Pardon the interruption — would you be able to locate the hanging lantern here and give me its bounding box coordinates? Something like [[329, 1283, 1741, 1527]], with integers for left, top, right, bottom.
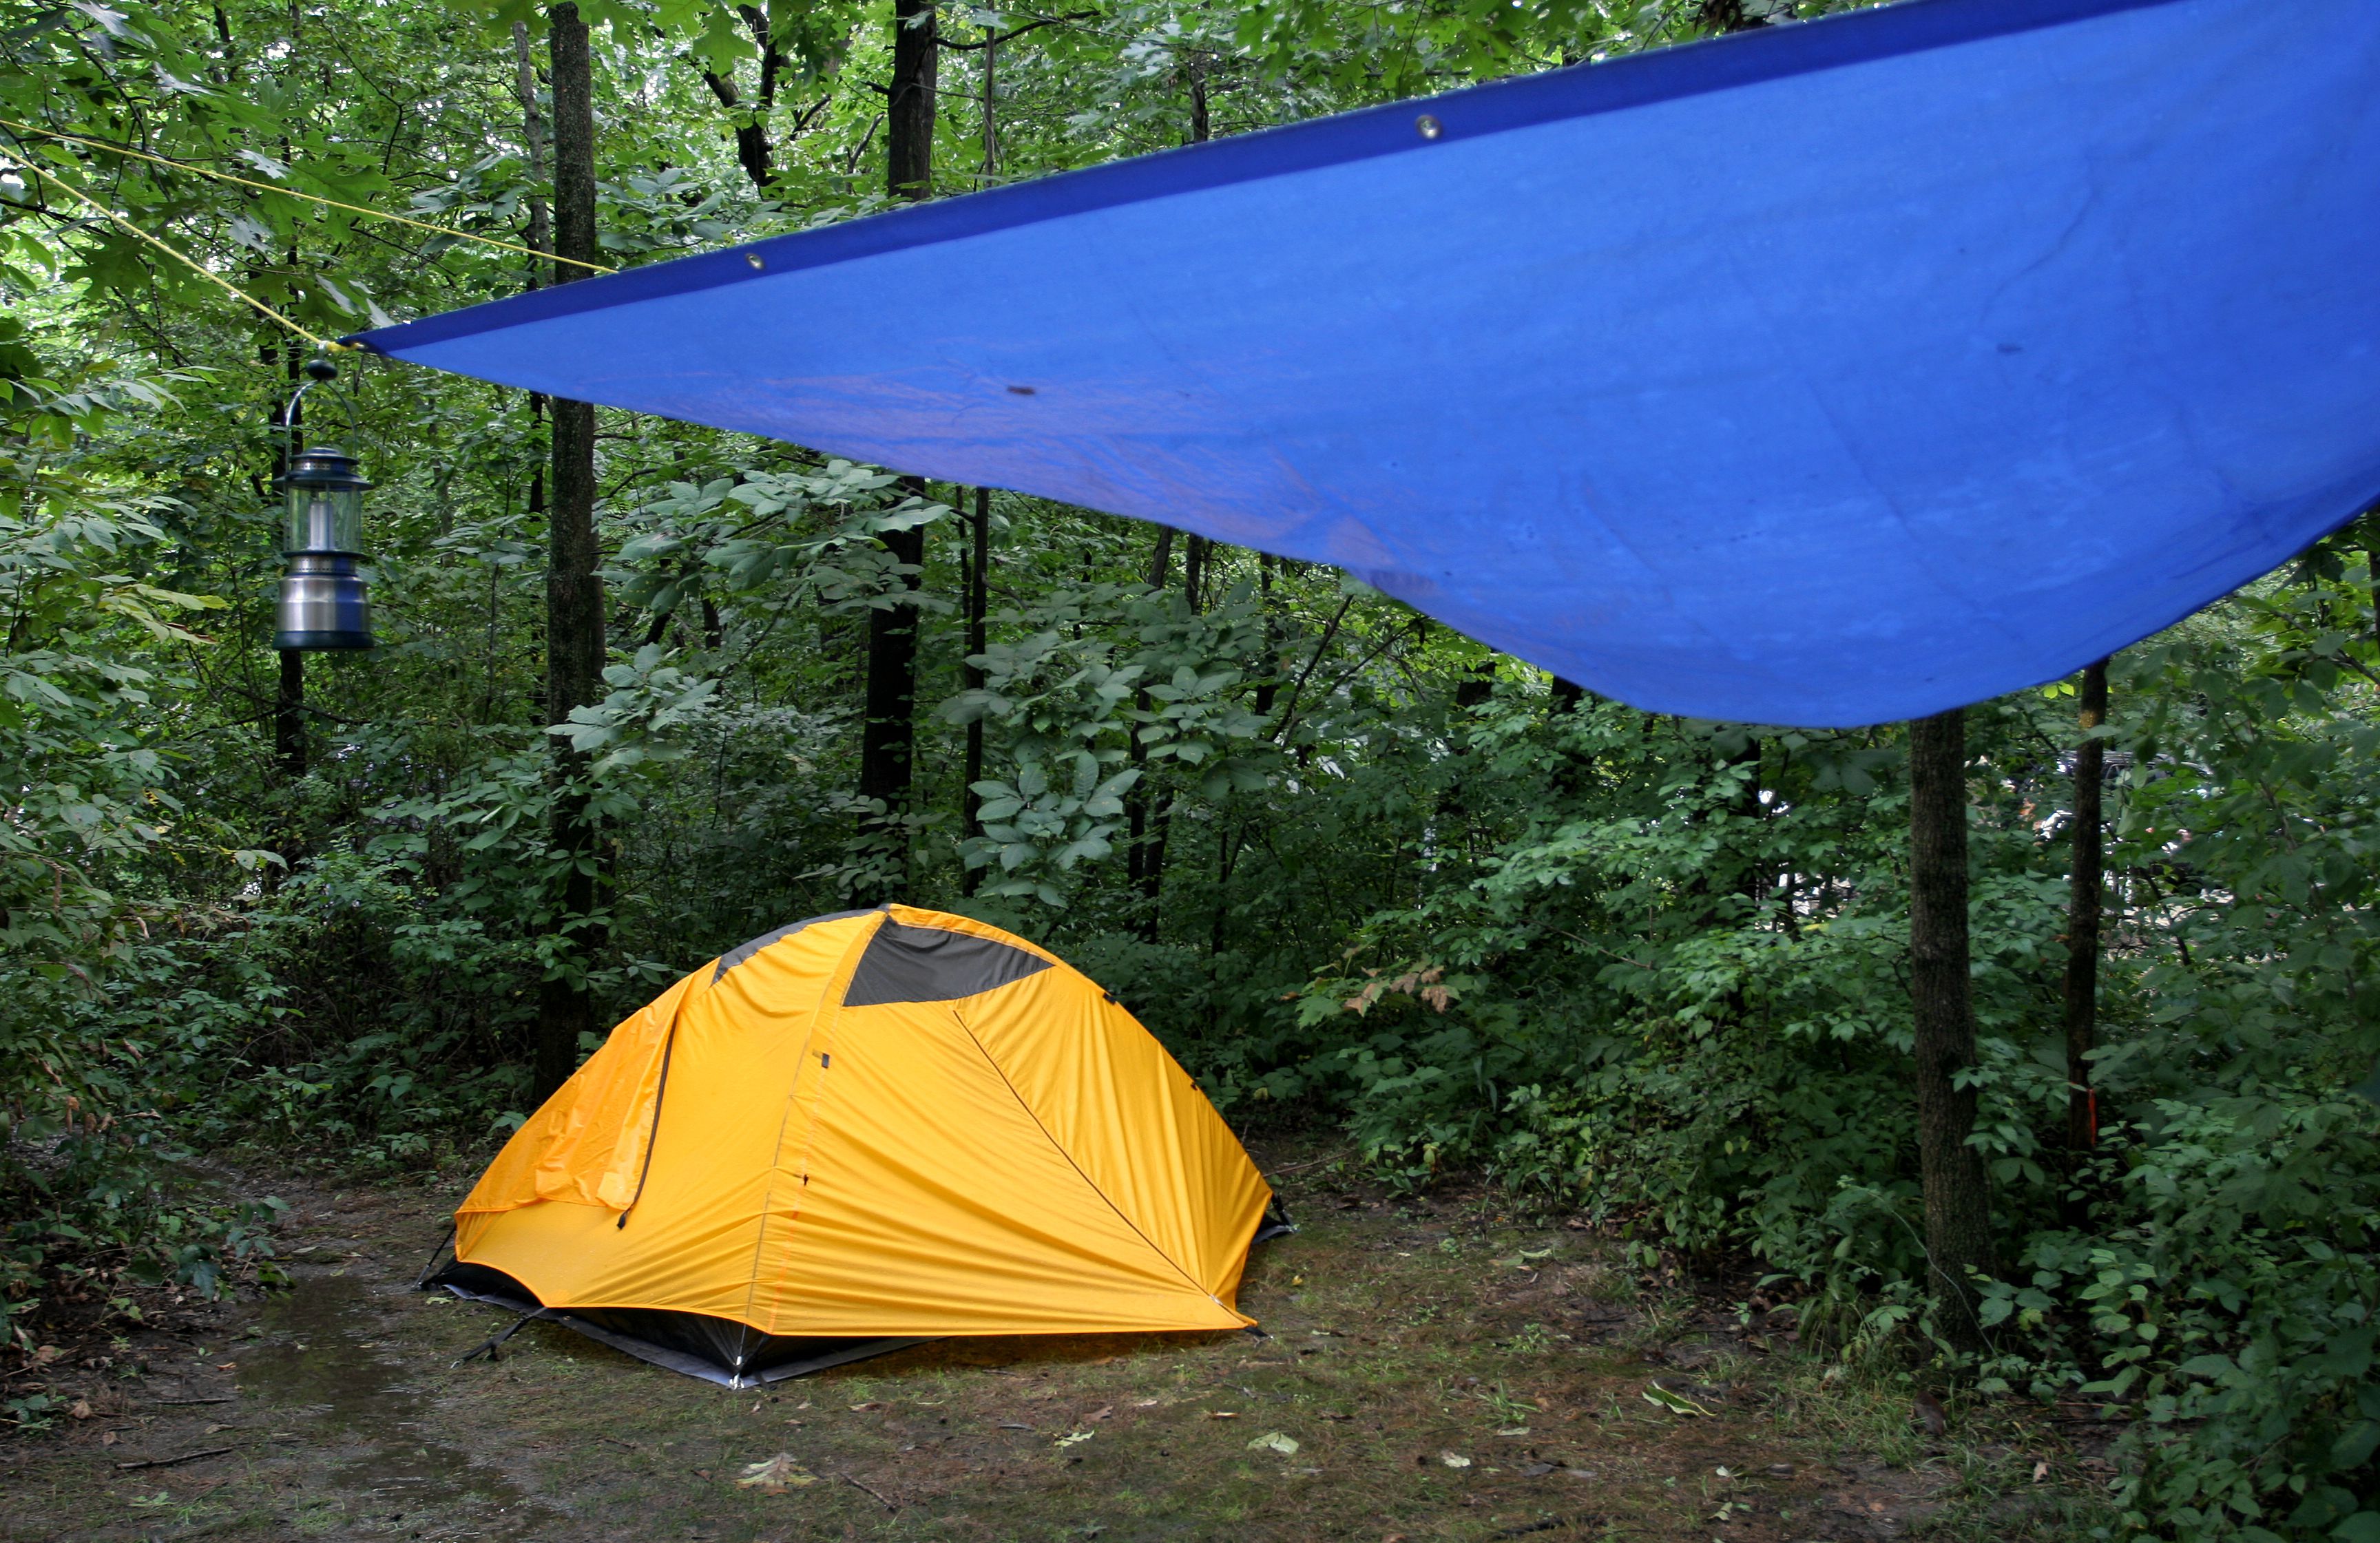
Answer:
[[272, 357, 374, 651]]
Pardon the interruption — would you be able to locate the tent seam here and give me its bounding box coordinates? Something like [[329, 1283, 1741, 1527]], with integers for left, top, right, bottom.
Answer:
[[614, 984, 695, 1226], [948, 1005, 1226, 1312]]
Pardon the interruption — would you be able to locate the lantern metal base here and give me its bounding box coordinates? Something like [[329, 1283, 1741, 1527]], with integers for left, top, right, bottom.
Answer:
[[273, 629, 377, 651], [275, 552, 373, 652]]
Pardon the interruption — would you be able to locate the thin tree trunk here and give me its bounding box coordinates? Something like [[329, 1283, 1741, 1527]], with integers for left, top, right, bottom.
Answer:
[[957, 37, 996, 898], [267, 333, 306, 884], [2063, 659, 2110, 1206], [1908, 708, 1996, 1348], [2367, 538, 2379, 660], [1128, 523, 1176, 933], [1252, 552, 1279, 717], [535, 0, 607, 1104], [1156, 59, 1214, 931], [961, 487, 990, 895], [1142, 795, 1174, 941], [510, 22, 554, 731], [979, 23, 998, 185], [509, 22, 552, 277]]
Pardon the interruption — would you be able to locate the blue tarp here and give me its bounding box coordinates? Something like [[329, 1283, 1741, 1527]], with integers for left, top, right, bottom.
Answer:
[[354, 0, 2380, 727]]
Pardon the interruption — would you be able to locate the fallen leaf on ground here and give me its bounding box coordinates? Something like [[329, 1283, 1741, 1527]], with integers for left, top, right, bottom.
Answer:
[[1767, 1463, 1794, 1478], [1440, 1452, 1472, 1469], [1054, 1429, 1094, 1448], [849, 1400, 887, 1412], [213, 1363, 238, 1371], [1249, 1431, 1299, 1456], [736, 1454, 817, 1492], [1642, 1383, 1714, 1418], [1207, 1410, 1239, 1420], [2032, 1460, 2050, 1482], [1085, 1405, 1114, 1421], [1563, 1467, 1596, 1480], [1521, 1462, 1555, 1476], [997, 1422, 1034, 1431], [1496, 1425, 1530, 1436], [101, 1431, 117, 1447], [1134, 1398, 1162, 1408], [68, 1400, 91, 1420]]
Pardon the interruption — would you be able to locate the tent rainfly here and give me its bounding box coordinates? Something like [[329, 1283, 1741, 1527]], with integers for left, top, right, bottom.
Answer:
[[427, 906, 1276, 1387], [353, 0, 2380, 728]]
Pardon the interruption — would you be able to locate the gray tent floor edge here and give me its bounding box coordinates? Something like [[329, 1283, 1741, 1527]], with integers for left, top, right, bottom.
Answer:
[[426, 1261, 930, 1389]]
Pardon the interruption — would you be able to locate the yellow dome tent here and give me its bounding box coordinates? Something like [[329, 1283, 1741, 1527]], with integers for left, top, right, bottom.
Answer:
[[425, 905, 1277, 1387]]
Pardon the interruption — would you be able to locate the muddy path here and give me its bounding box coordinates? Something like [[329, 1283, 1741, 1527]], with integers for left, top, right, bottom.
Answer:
[[1, 1158, 2103, 1541]]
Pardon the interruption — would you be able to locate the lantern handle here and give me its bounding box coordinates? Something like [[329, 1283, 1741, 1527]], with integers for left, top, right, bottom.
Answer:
[[273, 350, 367, 460]]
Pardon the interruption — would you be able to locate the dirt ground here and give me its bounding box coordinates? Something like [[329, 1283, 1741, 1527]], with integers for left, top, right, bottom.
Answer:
[[0, 1152, 2111, 1542]]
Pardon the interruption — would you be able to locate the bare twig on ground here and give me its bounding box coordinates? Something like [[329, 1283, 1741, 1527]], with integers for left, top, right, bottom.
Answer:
[[116, 1446, 233, 1471], [840, 1471, 898, 1511]]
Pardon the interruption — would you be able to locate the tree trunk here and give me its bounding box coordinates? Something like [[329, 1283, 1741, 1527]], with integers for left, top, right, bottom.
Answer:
[[274, 648, 306, 782], [959, 489, 990, 876], [535, 1, 607, 1105], [701, 6, 782, 191], [1699, 0, 1775, 30], [855, 490, 926, 903], [851, 0, 938, 901], [2063, 659, 2110, 1197], [1185, 54, 1209, 145], [888, 0, 937, 199], [1908, 708, 1995, 1348], [1128, 531, 1176, 938]]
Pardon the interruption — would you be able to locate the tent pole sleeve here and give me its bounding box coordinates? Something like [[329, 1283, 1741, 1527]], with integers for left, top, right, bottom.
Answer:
[[617, 1008, 686, 1228]]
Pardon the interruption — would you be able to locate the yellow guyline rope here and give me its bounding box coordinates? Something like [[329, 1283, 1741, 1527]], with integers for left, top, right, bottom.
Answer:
[[0, 116, 614, 275], [10, 157, 342, 348]]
